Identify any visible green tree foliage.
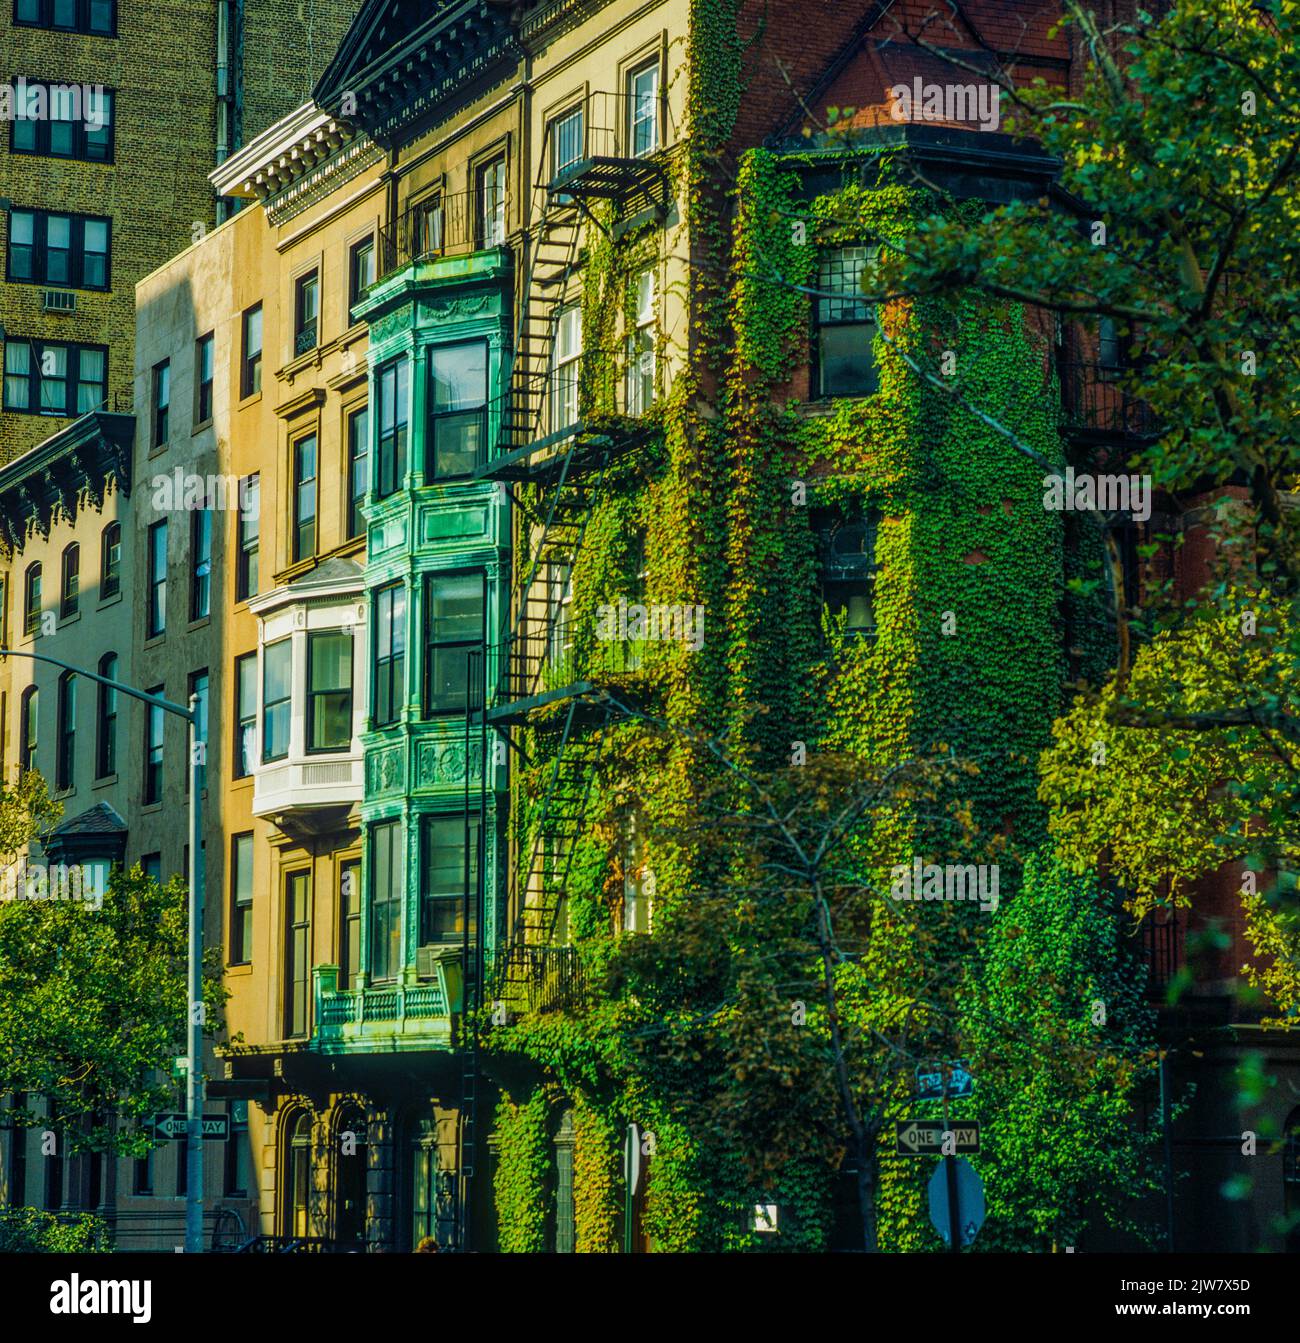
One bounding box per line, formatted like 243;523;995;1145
962;850;1162;1249
0;773;226;1155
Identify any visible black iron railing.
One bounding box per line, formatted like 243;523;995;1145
498;944;587;1015
1058;360;1158;439
378;184;508;283
1142;913;1182;994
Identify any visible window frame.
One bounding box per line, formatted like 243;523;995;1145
236;474;259;601
233;651;257;780
7;84;115;163
143;687;164;805
427;339;488;481
240;303;263;399
19;685;38;772
100;521;121;598
306;629;354;754
4;206;111;290
422;569;486;718
372;582;406;728
339;858;361;991
375;356;408;499
813;245;879;400
95;651;117;778
12;0;117;36
348;235;375;317
549;104;584;182
626;59;662;159
190;508;212;621
419;811;482;947
625;268;656;415
23;562;41;636
551;304;581;432
59;541;79;618
3;336;108;417
291;432;318;564
476;154;507;249
194;332;214;426
146;518;167;638
261;636;292;764
369;819;402;983
293;269;319;357
151;358;169;447
229;831;254;966
346;404;369;541
55;669;76;791
283;869;312;1039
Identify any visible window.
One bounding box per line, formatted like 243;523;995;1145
3;338;106;416
376;357;408;497
284;871;311;1038
551;305;581;431
23;562;41;635
141;853;162;883
307;630;353;752
56;670;76;791
6;1094;28;1208
151;359;169;446
143;689;164;805
133;1147;153;1197
96;652;117;778
234;652;257;779
9;84;114;162
230;833;253;965
372;583;406;726
550;105;584;181
349;237;375;314
628;61;661;158
414;196;443;258
59;542;79;617
101;521;120;597
262;638;292;762
428;342;487;479
290;434;317;563
370;820;401;981
294;270;319;355
147;519;167;637
283;1112;312;1234
626;269;656;415
19;686;38;772
623;814;653;934
420;814;480;945
14;0;116;34
5;209;110;289
817;511;878;636
346;406;369;540
224;1102;252;1198
1098;316;1126;381
554;1110;576;1253
190;509;212;620
236;475;260;601
335;1102;367;1246
405;1106;447;1250
423;572;484;716
339;860;360;991
815;247;878;398
241;304;262;397
195;333;214;424
477;155;507;248
187;670;208;793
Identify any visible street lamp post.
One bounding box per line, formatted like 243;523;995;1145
0;648;207;1253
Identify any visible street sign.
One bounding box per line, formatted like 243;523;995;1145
915;1059;974;1102
928;1157;985;1248
895;1120;980;1156
147;1114;229;1141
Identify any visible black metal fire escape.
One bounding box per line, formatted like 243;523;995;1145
473;91;671;1012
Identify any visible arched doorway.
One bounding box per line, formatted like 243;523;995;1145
279;1109;313;1239
334;1104;368;1249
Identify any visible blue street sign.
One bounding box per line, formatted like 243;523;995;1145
915;1059;975;1101
928;1157;985;1248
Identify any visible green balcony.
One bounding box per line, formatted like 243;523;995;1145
311;958;463;1056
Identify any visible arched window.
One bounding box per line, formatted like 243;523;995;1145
19;685;38;772
60;543;79;618
23;563;41;636
56;670;76;791
333;1104;368;1248
101;522;121;599
96;653;117;779
280;1111;313;1239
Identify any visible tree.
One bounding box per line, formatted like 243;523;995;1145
0;772;225;1157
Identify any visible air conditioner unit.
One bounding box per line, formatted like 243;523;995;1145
415;945;441;981
42;289;77;313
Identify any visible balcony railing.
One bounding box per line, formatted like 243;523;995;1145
1058;360;1158;439
543;90;676;198
378;184;510;283
499;944;587;1015
312;963;459;1053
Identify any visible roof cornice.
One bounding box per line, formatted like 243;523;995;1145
209;102;366;202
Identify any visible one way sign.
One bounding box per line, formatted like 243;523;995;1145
895;1121;980;1156
147;1114;229;1140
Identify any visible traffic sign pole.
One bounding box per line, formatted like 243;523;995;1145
941;1081;961;1255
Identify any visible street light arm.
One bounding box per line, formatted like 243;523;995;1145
0;647;196;722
